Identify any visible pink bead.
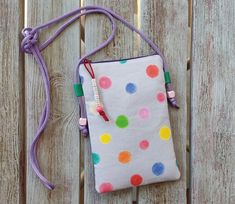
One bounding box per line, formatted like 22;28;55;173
79;118;87;126
96;105;109;121
96;105;103;112
167;90;175;98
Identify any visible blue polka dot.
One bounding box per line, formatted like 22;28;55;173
119;59;127;64
152;162;165;176
125;83;137;94
79;75;84;84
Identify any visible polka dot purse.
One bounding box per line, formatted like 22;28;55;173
21;6;180;192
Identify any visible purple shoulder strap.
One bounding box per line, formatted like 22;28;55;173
21;6;178;190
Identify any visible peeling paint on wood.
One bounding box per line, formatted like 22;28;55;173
138;1;187;203
191;0;235;203
0;1;24;204
83;0;136;203
25;1;81;203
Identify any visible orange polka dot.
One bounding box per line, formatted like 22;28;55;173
146;65;159;78
118;151;132;164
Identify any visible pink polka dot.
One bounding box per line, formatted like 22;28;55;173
139;140;149;150
156;92;166;102
139;107;150;119
99;183;113;193
99;76;112;89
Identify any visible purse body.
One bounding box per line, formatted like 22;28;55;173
80;54;180;193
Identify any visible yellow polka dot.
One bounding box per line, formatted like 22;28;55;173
100;133;112;144
159;126;171;140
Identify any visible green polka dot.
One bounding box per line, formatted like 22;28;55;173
92;153;100;165
115;115;129;128
119;59;127;64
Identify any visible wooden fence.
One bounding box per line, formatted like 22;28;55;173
1;0;234;203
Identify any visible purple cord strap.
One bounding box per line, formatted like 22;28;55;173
21;6;178;190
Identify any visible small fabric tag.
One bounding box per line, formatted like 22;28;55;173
74;83;84;97
164;72;171;84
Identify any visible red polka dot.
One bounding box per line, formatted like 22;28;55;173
99;183;113;193
146;65;159;78
139;140;149;150
130;174;143;186
99;76;112;89
156;92;165;102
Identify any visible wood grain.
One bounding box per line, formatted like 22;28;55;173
191;0;235;203
25;1;81;203
138;1;188;203
83;0;136;203
0;1;24;204
3;0;234;203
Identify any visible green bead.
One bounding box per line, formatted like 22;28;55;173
164;72;171;84
74;84;84;97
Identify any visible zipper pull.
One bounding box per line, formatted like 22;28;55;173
83;59;110;122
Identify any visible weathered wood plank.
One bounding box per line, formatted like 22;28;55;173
138;1;188;203
191;0;235;203
0;1;24;204
83;0;136;203
25;1;81;203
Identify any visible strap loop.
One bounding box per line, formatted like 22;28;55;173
21;28;39;54
21;6;117;190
